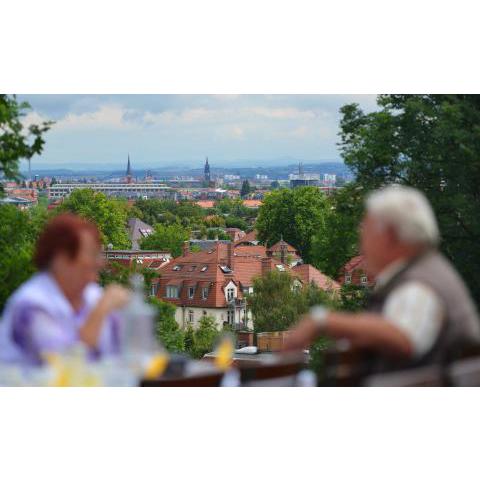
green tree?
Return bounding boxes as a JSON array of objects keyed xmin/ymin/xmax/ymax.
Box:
[
  {"xmin": 240, "ymin": 179, "xmax": 251, "ymax": 198},
  {"xmin": 249, "ymin": 271, "xmax": 339, "ymax": 333},
  {"xmin": 187, "ymin": 315, "xmax": 219, "ymax": 359},
  {"xmin": 149, "ymin": 297, "xmax": 185, "ymax": 353},
  {"xmin": 135, "ymin": 198, "xmax": 203, "ymax": 227},
  {"xmin": 270, "ymin": 180, "xmax": 281, "ymax": 190},
  {"xmin": 0, "ymin": 95, "xmax": 53, "ymax": 184},
  {"xmin": 249, "ymin": 270, "xmax": 305, "ymax": 333},
  {"xmin": 57, "ymin": 189, "xmax": 131, "ymax": 248},
  {"xmin": 215, "ymin": 198, "xmax": 250, "ymax": 218},
  {"xmin": 255, "ymin": 186, "xmax": 330, "ymax": 263},
  {"xmin": 0, "ymin": 205, "xmax": 36, "ymax": 311},
  {"xmin": 224, "ymin": 215, "xmax": 248, "ymax": 231},
  {"xmin": 309, "ymin": 182, "xmax": 365, "ymax": 278},
  {"xmin": 206, "ymin": 228, "xmax": 230, "ymax": 240},
  {"xmin": 140, "ymin": 223, "xmax": 190, "ymax": 257},
  {"xmin": 339, "ymin": 94, "xmax": 480, "ymax": 303}
]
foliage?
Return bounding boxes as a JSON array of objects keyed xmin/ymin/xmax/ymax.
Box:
[
  {"xmin": 339, "ymin": 94, "xmax": 480, "ymax": 303},
  {"xmin": 270, "ymin": 180, "xmax": 281, "ymax": 190},
  {"xmin": 0, "ymin": 205, "xmax": 37, "ymax": 312},
  {"xmin": 203, "ymin": 215, "xmax": 225, "ymax": 228},
  {"xmin": 134, "ymin": 198, "xmax": 204, "ymax": 227},
  {"xmin": 309, "ymin": 182, "xmax": 365, "ymax": 278},
  {"xmin": 240, "ymin": 179, "xmax": 251, "ymax": 198},
  {"xmin": 215, "ymin": 198, "xmax": 250, "ymax": 218},
  {"xmin": 339, "ymin": 284, "xmax": 371, "ymax": 312},
  {"xmin": 149, "ymin": 297, "xmax": 185, "ymax": 353},
  {"xmin": 185, "ymin": 315, "xmax": 220, "ymax": 359},
  {"xmin": 140, "ymin": 222, "xmax": 190, "ymax": 257},
  {"xmin": 99, "ymin": 260, "xmax": 153, "ymax": 289},
  {"xmin": 249, "ymin": 270, "xmax": 337, "ymax": 333},
  {"xmin": 206, "ymin": 228, "xmax": 230, "ymax": 240},
  {"xmin": 255, "ymin": 186, "xmax": 330, "ymax": 263},
  {"xmin": 0, "ymin": 95, "xmax": 53, "ymax": 183},
  {"xmin": 224, "ymin": 215, "xmax": 248, "ymax": 231},
  {"xmin": 57, "ymin": 189, "xmax": 131, "ymax": 248}
]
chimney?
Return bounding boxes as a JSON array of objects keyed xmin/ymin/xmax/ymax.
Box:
[
  {"xmin": 261, "ymin": 257, "xmax": 273, "ymax": 276},
  {"xmin": 182, "ymin": 241, "xmax": 190, "ymax": 257},
  {"xmin": 227, "ymin": 242, "xmax": 234, "ymax": 270}
]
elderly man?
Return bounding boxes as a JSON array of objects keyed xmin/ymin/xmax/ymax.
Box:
[{"xmin": 285, "ymin": 185, "xmax": 480, "ymax": 372}]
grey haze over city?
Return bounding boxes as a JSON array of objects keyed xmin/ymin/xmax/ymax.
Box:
[{"xmin": 18, "ymin": 94, "xmax": 379, "ymax": 173}]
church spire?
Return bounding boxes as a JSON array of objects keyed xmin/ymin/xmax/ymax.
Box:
[
  {"xmin": 204, "ymin": 156, "xmax": 211, "ymax": 183},
  {"xmin": 126, "ymin": 153, "xmax": 132, "ymax": 177}
]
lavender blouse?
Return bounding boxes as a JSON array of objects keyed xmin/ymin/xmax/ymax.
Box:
[{"xmin": 0, "ymin": 272, "xmax": 121, "ymax": 365}]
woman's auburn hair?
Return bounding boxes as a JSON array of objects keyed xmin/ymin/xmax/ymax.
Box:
[{"xmin": 34, "ymin": 213, "xmax": 101, "ymax": 270}]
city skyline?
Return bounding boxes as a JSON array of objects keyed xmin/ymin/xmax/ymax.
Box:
[{"xmin": 18, "ymin": 94, "xmax": 379, "ymax": 170}]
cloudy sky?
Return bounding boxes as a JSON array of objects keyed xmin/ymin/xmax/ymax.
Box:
[{"xmin": 19, "ymin": 95, "xmax": 379, "ymax": 170}]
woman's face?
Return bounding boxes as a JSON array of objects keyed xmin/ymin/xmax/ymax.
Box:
[
  {"xmin": 74, "ymin": 231, "xmax": 105, "ymax": 285},
  {"xmin": 56, "ymin": 230, "xmax": 105, "ymax": 289}
]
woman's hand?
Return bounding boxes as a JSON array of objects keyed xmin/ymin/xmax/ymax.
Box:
[
  {"xmin": 79, "ymin": 285, "xmax": 130, "ymax": 348},
  {"xmin": 282, "ymin": 315, "xmax": 321, "ymax": 352},
  {"xmin": 99, "ymin": 285, "xmax": 131, "ymax": 313}
]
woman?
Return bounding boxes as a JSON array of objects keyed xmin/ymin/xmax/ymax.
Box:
[{"xmin": 0, "ymin": 214, "xmax": 130, "ymax": 365}]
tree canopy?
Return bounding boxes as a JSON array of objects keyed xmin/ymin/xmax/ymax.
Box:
[
  {"xmin": 0, "ymin": 205, "xmax": 37, "ymax": 311},
  {"xmin": 255, "ymin": 186, "xmax": 330, "ymax": 263},
  {"xmin": 57, "ymin": 189, "xmax": 131, "ymax": 249},
  {"xmin": 309, "ymin": 182, "xmax": 365, "ymax": 278},
  {"xmin": 339, "ymin": 94, "xmax": 480, "ymax": 303},
  {"xmin": 249, "ymin": 270, "xmax": 336, "ymax": 333},
  {"xmin": 0, "ymin": 94, "xmax": 52, "ymax": 183},
  {"xmin": 140, "ymin": 222, "xmax": 190, "ymax": 257}
]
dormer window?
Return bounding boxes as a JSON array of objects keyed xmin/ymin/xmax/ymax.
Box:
[
  {"xmin": 345, "ymin": 274, "xmax": 352, "ymax": 284},
  {"xmin": 361, "ymin": 275, "xmax": 368, "ymax": 284},
  {"xmin": 166, "ymin": 285, "xmax": 180, "ymax": 298},
  {"xmin": 227, "ymin": 287, "xmax": 235, "ymax": 301},
  {"xmin": 188, "ymin": 286, "xmax": 195, "ymax": 299}
]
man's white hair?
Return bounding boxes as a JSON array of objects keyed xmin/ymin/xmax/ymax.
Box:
[{"xmin": 366, "ymin": 185, "xmax": 440, "ymax": 246}]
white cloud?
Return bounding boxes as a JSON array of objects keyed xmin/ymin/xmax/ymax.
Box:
[{"xmin": 56, "ymin": 104, "xmax": 128, "ymax": 130}]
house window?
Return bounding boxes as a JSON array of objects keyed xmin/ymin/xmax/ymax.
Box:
[
  {"xmin": 188, "ymin": 286, "xmax": 195, "ymax": 299},
  {"xmin": 188, "ymin": 310, "xmax": 194, "ymax": 324},
  {"xmin": 345, "ymin": 274, "xmax": 352, "ymax": 284},
  {"xmin": 361, "ymin": 275, "xmax": 368, "ymax": 285},
  {"xmin": 227, "ymin": 287, "xmax": 235, "ymax": 301},
  {"xmin": 201, "ymin": 287, "xmax": 209, "ymax": 300},
  {"xmin": 150, "ymin": 283, "xmax": 159, "ymax": 297},
  {"xmin": 227, "ymin": 309, "xmax": 235, "ymax": 324},
  {"xmin": 166, "ymin": 285, "xmax": 179, "ymax": 298}
]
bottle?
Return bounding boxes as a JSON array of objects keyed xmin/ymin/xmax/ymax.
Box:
[{"xmin": 120, "ymin": 274, "xmax": 158, "ymax": 372}]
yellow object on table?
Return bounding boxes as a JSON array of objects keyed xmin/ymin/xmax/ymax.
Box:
[
  {"xmin": 143, "ymin": 353, "xmax": 169, "ymax": 380},
  {"xmin": 43, "ymin": 349, "xmax": 101, "ymax": 387},
  {"xmin": 214, "ymin": 336, "xmax": 234, "ymax": 371}
]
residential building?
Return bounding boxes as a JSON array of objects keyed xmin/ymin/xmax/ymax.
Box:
[
  {"xmin": 338, "ymin": 255, "xmax": 374, "ymax": 287},
  {"xmin": 48, "ymin": 182, "xmax": 177, "ymax": 200},
  {"xmin": 156, "ymin": 241, "xmax": 339, "ymax": 331},
  {"xmin": 128, "ymin": 217, "xmax": 154, "ymax": 250}
]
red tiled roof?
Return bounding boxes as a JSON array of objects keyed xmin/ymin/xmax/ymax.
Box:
[
  {"xmin": 234, "ymin": 245, "xmax": 267, "ymax": 257},
  {"xmin": 292, "ymin": 264, "xmax": 340, "ymax": 291},
  {"xmin": 242, "ymin": 199, "xmax": 262, "ymax": 208},
  {"xmin": 268, "ymin": 239, "xmax": 297, "ymax": 253},
  {"xmin": 234, "ymin": 230, "xmax": 258, "ymax": 245},
  {"xmin": 342, "ymin": 255, "xmax": 367, "ymax": 273},
  {"xmin": 195, "ymin": 200, "xmax": 215, "ymax": 209}
]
